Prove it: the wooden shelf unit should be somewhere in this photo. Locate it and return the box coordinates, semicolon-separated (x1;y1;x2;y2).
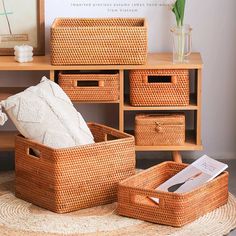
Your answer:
0;87;27;101
0;131;18;151
0;53;203;162
131;130;202;151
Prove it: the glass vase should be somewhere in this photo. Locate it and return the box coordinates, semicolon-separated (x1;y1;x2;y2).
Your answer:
171;24;192;63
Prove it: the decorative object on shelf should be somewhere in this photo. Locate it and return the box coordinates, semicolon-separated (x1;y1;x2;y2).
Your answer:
170;0;192;63
58;70;120;102
171;24;192;63
50;18;147;65
0;77;94;149
118;161;229;227
129;69;189;106
0;0;45;55
15;123;135;213
135;114;185;146
14;45;33;63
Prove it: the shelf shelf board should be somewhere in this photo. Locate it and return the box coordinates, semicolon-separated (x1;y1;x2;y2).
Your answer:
0;53;203;71
123;102;198;111
0;131;18;151
0;129;202;151
0;87;26;100
123;95;198;111
126;130;202;151
73;100;120;104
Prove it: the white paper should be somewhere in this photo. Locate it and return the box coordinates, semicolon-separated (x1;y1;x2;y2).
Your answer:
151;155;228;204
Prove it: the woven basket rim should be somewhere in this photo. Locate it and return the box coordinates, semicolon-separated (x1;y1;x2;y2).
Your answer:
58;70;120;76
15;122;134;152
119;161;229;197
135;114;185;119
51;17;147;29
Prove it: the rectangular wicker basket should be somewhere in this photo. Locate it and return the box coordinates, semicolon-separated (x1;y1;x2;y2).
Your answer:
15;123;135;213
50;18;147;65
135;114;185;146
130;69;189;106
118;161;229;227
58;71;120;101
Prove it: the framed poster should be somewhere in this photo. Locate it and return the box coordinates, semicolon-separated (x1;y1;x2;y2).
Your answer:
0;0;45;55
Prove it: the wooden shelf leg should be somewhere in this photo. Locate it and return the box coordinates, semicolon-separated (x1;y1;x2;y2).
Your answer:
49;70;55;81
172;151;182;163
119;70;124;131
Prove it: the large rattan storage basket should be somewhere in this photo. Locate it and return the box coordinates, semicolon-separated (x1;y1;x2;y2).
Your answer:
15;123;135;213
50;18;147;65
58;71;120;101
130;69;189;106
118;161;229;227
135;114;185;146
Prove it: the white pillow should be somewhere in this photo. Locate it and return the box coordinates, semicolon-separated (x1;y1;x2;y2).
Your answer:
0;77;94;148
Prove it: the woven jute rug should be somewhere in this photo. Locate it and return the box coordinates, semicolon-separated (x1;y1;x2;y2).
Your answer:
0;171;236;236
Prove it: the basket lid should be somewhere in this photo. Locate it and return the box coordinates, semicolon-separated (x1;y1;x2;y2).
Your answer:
135;114;185;125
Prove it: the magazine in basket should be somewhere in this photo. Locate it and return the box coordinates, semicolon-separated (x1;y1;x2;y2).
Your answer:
151;155;228;204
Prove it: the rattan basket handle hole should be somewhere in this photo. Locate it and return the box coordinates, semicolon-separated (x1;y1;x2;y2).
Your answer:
143;75;177;84
74;80;104;88
131;194;162;208
26;147;41;159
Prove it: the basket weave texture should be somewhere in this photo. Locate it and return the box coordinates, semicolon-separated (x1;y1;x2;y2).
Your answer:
118;161;229;227
58;71;119;101
130;69;189;106
15;123;135;213
135;114;185;146
50;18;147;65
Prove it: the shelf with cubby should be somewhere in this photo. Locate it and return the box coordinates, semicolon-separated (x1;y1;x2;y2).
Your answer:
0;131;18;151
123;94;198;111
0;87;27;101
0;53;203;163
125;130;202;151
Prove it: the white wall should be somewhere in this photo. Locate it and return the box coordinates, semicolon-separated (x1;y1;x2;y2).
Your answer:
1;0;236;160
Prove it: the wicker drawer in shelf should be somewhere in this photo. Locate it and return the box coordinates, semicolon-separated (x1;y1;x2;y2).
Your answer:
15;123;135;213
118;161;229;227
58;71;120;101
130;69;190;106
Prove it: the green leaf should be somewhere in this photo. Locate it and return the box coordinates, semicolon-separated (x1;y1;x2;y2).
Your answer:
172;0;186;26
172;5;181;26
177;0;186;26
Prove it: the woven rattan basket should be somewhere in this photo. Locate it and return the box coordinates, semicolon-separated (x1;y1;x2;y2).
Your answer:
15;123;135;213
130;69;189;106
51;18;147;65
135;114;185;146
118;161;229;227
58;71;119;101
